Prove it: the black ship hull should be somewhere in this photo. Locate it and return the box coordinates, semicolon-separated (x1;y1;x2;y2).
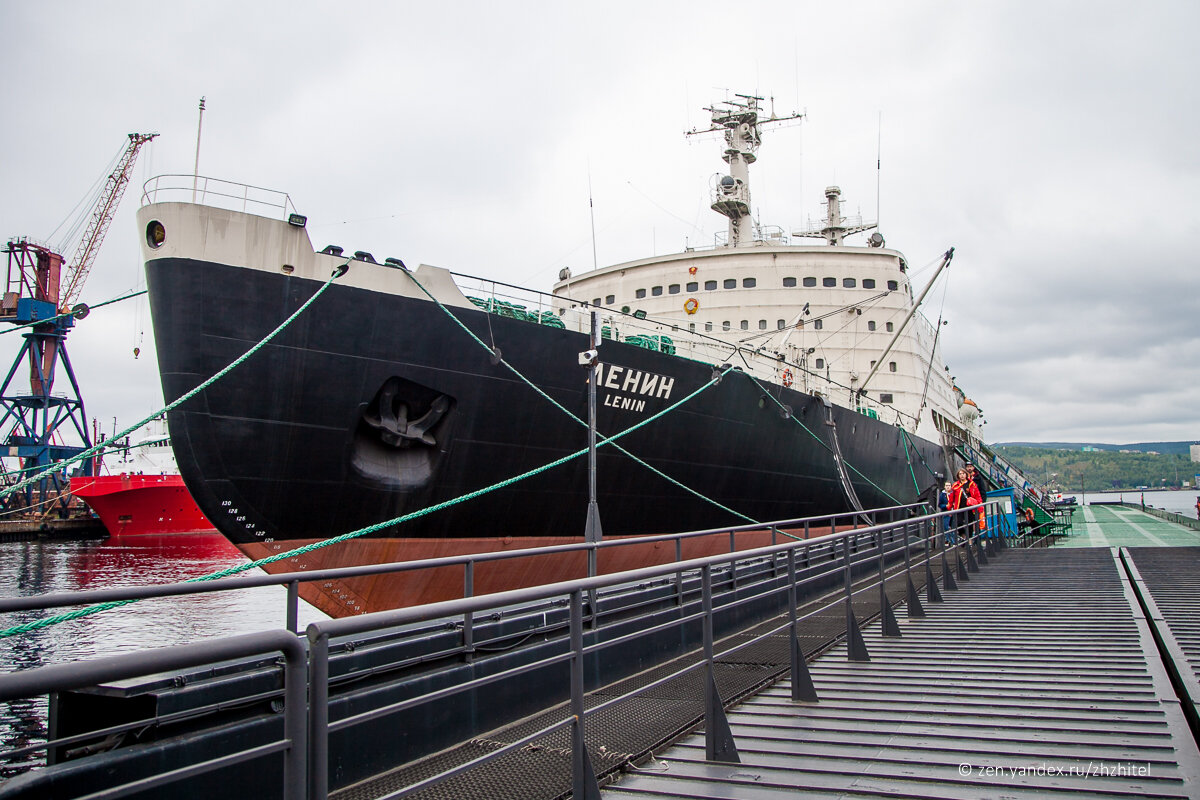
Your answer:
147;257;946;553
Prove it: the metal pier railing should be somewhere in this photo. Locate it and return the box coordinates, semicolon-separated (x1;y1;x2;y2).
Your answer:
0;503;1011;800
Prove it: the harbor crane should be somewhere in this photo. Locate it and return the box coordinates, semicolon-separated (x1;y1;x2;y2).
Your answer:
0;132;157;515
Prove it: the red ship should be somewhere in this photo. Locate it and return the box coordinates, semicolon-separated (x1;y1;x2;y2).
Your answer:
69;472;217;537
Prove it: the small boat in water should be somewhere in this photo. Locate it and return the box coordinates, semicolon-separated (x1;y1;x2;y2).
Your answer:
69;418;217;538
139;95;1004;617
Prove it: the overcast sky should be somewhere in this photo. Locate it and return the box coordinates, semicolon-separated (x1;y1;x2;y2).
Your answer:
1;1;1196;448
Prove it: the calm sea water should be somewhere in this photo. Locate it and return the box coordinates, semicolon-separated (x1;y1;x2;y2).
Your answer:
1087;488;1200;517
0;533;328;777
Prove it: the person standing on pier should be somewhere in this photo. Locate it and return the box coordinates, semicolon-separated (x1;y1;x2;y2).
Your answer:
967;465;988;537
938;482;953;545
949;469;968;543
1195;496;1199;520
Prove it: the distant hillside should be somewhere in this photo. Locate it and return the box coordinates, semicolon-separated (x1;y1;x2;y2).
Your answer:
994;445;1198;491
996;441;1197;456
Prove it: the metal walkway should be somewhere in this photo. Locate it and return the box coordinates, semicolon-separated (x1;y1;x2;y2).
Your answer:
603;547;1200;799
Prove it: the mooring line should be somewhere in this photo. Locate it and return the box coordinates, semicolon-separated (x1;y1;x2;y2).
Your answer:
0;288;148;336
402;269;759;526
0;363;733;639
0;264;347;505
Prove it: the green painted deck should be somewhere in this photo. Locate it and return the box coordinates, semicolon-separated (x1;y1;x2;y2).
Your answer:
1057;503;1200;548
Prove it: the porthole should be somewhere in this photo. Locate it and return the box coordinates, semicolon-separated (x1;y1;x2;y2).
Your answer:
146;220;166;249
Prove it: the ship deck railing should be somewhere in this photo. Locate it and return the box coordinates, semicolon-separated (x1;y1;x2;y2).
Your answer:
140;174;300;220
0;500;1018;800
450;270;897;422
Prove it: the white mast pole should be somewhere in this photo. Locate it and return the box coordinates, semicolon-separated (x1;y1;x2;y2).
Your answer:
192;97;206;202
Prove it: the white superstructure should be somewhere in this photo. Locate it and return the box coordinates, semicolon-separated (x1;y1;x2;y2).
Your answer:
552;95;974;447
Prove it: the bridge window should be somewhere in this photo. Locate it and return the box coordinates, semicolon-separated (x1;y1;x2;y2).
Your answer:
743;278;756;288
687;282;698;292
652;286;663;296
668;284;680;294
823;277;836;287
705;280;717;290
592;297;601;306
803;277;817;287
724;279;736;289
636;288;646;299
782;277;797;287
863;279;876;289
843;278;856;288
606;294;615;304
887;280;899;290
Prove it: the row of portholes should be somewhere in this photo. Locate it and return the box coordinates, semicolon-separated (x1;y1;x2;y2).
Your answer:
599;276;901;306
683;318;894;334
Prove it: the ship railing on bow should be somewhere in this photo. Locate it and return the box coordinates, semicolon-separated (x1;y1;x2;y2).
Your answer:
141;175;299;219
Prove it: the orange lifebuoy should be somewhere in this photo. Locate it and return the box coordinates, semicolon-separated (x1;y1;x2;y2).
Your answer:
683;298;699;315
782;368;793;388
688;266;698;275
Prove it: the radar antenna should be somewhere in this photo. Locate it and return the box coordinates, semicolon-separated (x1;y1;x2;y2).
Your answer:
686;94;803;247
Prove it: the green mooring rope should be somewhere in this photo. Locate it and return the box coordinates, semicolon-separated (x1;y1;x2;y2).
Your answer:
0;289;149;336
0;357;732;639
0;266;346;505
402;270;760;527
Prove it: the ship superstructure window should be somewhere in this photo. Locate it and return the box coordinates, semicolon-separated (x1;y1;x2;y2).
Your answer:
814;319;823;330
722;321;731;331
759;319;767;329
705;280;717;290
823;277;836;287
743;278;756;288
689;323;695;332
886;322;894;332
889;361;897;372
815;358;825;369
652;286;663;296
740;320;749;330
843;278;856;288
868;321;876;331
724;279;736;289
687;281;698;292
636;288;647;299
777;319;785;329
887;280;898;290
803;277;817;287
668;284;680;294
592;297;601;306
606;294;615;304
863;279;876;289
705;322;713;332
880;393;894;404
783;277;797;287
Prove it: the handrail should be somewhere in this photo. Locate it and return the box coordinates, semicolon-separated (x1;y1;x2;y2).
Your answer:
0;503;924;620
140;174;297;218
0;500;1009;799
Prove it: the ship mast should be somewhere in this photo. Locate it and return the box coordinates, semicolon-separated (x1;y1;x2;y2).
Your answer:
687;94;803;247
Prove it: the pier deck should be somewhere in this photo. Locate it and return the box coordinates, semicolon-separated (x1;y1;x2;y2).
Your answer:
1060;504;1200;548
603;542;1200;798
